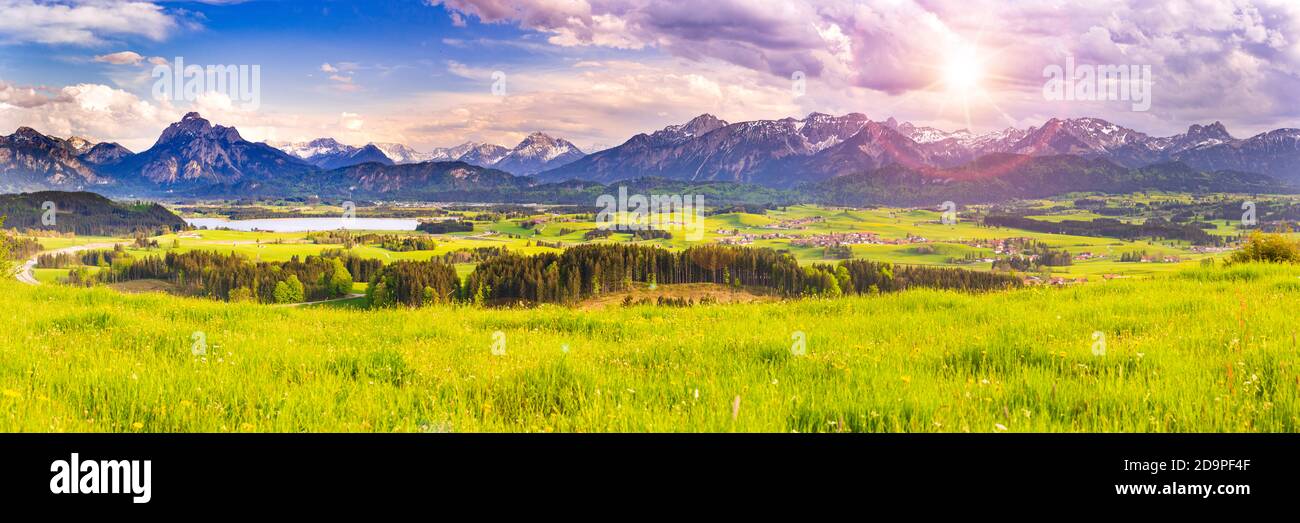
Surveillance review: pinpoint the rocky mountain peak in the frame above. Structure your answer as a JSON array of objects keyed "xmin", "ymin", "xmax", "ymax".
[
  {"xmin": 156, "ymin": 112, "xmax": 243, "ymax": 145},
  {"xmin": 1186, "ymin": 121, "xmax": 1232, "ymax": 141},
  {"xmin": 11, "ymin": 127, "xmax": 48, "ymax": 142}
]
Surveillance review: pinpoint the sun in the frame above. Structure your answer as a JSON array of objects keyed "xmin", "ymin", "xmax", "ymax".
[{"xmin": 943, "ymin": 48, "xmax": 984, "ymax": 92}]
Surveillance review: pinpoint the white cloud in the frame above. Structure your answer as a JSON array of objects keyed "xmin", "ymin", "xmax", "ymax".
[
  {"xmin": 377, "ymin": 58, "xmax": 805, "ymax": 151},
  {"xmin": 0, "ymin": 81, "xmax": 173, "ymax": 150},
  {"xmin": 428, "ymin": 0, "xmax": 1300, "ymax": 135},
  {"xmin": 0, "ymin": 0, "xmax": 180, "ymax": 46},
  {"xmin": 446, "ymin": 59, "xmax": 492, "ymax": 80},
  {"xmin": 94, "ymin": 50, "xmax": 145, "ymax": 65}
]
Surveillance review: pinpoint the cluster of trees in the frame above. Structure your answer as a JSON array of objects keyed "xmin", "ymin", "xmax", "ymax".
[
  {"xmin": 366, "ymin": 260, "xmax": 461, "ymax": 307},
  {"xmin": 308, "ymin": 231, "xmax": 437, "ymax": 251},
  {"xmin": 375, "ymin": 236, "xmax": 437, "ymax": 252},
  {"xmin": 133, "ymin": 234, "xmax": 160, "ymax": 249},
  {"xmin": 0, "ymin": 192, "xmax": 186, "ymax": 236},
  {"xmin": 832, "ymin": 259, "xmax": 1022, "ymax": 294},
  {"xmin": 1119, "ymin": 251, "xmax": 1148, "ymax": 262},
  {"xmin": 984, "ymin": 214, "xmax": 1224, "ymax": 246},
  {"xmin": 1227, "ymin": 232, "xmax": 1300, "ymax": 264},
  {"xmin": 706, "ymin": 204, "xmax": 774, "ymax": 216},
  {"xmin": 630, "ymin": 229, "xmax": 672, "ymax": 240},
  {"xmin": 403, "ymin": 244, "xmax": 1021, "ymax": 307},
  {"xmin": 461, "ymin": 244, "xmax": 813, "ymax": 305},
  {"xmin": 431, "ymin": 246, "xmax": 507, "ymax": 264},
  {"xmin": 93, "ymin": 251, "xmax": 354, "ymax": 304},
  {"xmin": 582, "ymin": 227, "xmax": 671, "ymax": 241},
  {"xmin": 37, "ymin": 245, "xmax": 131, "ymax": 268},
  {"xmin": 0, "ymin": 217, "xmax": 13, "ymax": 271},
  {"xmin": 1, "ymin": 233, "xmax": 41, "ymax": 262},
  {"xmin": 308, "ymin": 230, "xmax": 359, "ymax": 246},
  {"xmin": 991, "ymin": 256, "xmax": 1038, "ymax": 272},
  {"xmin": 416, "ymin": 220, "xmax": 474, "ymax": 234},
  {"xmin": 318, "ymin": 250, "xmax": 385, "ymax": 283}
]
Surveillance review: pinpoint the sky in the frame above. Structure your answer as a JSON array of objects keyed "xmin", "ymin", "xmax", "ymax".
[{"xmin": 0, "ymin": 0, "xmax": 1298, "ymax": 153}]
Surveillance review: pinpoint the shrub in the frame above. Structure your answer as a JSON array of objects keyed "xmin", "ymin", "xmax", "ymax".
[{"xmin": 1228, "ymin": 232, "xmax": 1300, "ymax": 264}]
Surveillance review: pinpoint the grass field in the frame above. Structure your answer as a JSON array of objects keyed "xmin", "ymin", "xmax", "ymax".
[
  {"xmin": 22, "ymin": 198, "xmax": 1267, "ymax": 284},
  {"xmin": 2, "ymin": 262, "xmax": 1296, "ymax": 433}
]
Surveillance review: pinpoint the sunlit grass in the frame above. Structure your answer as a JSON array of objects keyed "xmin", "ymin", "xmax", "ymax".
[{"xmin": 2, "ymin": 262, "xmax": 1297, "ymax": 433}]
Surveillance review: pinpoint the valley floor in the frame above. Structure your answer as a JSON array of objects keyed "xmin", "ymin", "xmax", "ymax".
[{"xmin": 1, "ymin": 262, "xmax": 1295, "ymax": 432}]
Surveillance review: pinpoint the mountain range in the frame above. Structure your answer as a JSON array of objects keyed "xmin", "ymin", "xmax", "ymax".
[
  {"xmin": 0, "ymin": 111, "xmax": 1295, "ymax": 205},
  {"xmin": 540, "ymin": 113, "xmax": 1300, "ymax": 188},
  {"xmin": 265, "ymin": 131, "xmax": 584, "ymax": 175}
]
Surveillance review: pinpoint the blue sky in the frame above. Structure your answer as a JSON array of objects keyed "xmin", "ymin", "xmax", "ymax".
[{"xmin": 1, "ymin": 0, "xmax": 1298, "ymax": 152}]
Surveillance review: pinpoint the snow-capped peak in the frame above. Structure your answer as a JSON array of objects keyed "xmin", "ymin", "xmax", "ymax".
[
  {"xmin": 369, "ymin": 142, "xmax": 434, "ymax": 164},
  {"xmin": 266, "ymin": 137, "xmax": 355, "ymax": 160}
]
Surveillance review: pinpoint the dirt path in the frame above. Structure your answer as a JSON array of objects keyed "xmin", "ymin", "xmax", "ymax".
[
  {"xmin": 13, "ymin": 242, "xmax": 119, "ymax": 286},
  {"xmin": 273, "ymin": 293, "xmax": 365, "ymax": 308}
]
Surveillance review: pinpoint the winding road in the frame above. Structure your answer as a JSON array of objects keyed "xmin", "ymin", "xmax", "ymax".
[
  {"xmin": 13, "ymin": 242, "xmax": 118, "ymax": 285},
  {"xmin": 272, "ymin": 293, "xmax": 366, "ymax": 307},
  {"xmin": 13, "ymin": 242, "xmax": 366, "ymax": 307}
]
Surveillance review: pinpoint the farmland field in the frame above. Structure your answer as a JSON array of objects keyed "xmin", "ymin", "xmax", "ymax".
[
  {"xmin": 5, "ymin": 194, "xmax": 1299, "ymax": 433},
  {"xmin": 2, "ymin": 262, "xmax": 1296, "ymax": 432},
  {"xmin": 19, "ymin": 196, "xmax": 1278, "ymax": 284}
]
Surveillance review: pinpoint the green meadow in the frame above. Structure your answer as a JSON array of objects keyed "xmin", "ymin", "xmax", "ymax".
[
  {"xmin": 7, "ymin": 195, "xmax": 1298, "ymax": 432},
  {"xmin": 26, "ymin": 201, "xmax": 1247, "ymax": 284},
  {"xmin": 2, "ymin": 262, "xmax": 1296, "ymax": 432}
]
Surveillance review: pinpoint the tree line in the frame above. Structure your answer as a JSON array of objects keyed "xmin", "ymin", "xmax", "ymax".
[
  {"xmin": 90, "ymin": 250, "xmax": 354, "ymax": 304},
  {"xmin": 983, "ymin": 214, "xmax": 1226, "ymax": 246},
  {"xmin": 308, "ymin": 231, "xmax": 436, "ymax": 251},
  {"xmin": 410, "ymin": 244, "xmax": 1023, "ymax": 308},
  {"xmin": 46, "ymin": 242, "xmax": 1019, "ymax": 309}
]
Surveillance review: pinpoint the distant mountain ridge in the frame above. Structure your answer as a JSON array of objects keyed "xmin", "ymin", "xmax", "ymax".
[
  {"xmin": 538, "ymin": 113, "xmax": 1300, "ymax": 187},
  {"xmin": 0, "ymin": 111, "xmax": 1295, "ymax": 203},
  {"xmin": 266, "ymin": 131, "xmax": 585, "ymax": 175},
  {"xmin": 264, "ymin": 138, "xmax": 394, "ymax": 170}
]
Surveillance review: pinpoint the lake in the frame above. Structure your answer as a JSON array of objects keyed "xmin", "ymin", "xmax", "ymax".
[{"xmin": 185, "ymin": 217, "xmax": 420, "ymax": 232}]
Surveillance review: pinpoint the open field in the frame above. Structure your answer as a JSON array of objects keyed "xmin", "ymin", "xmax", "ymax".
[
  {"xmin": 1, "ymin": 262, "xmax": 1297, "ymax": 432},
  {"xmin": 22, "ymin": 194, "xmax": 1286, "ymax": 286},
  {"xmin": 6, "ymin": 193, "xmax": 1298, "ymax": 433}
]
